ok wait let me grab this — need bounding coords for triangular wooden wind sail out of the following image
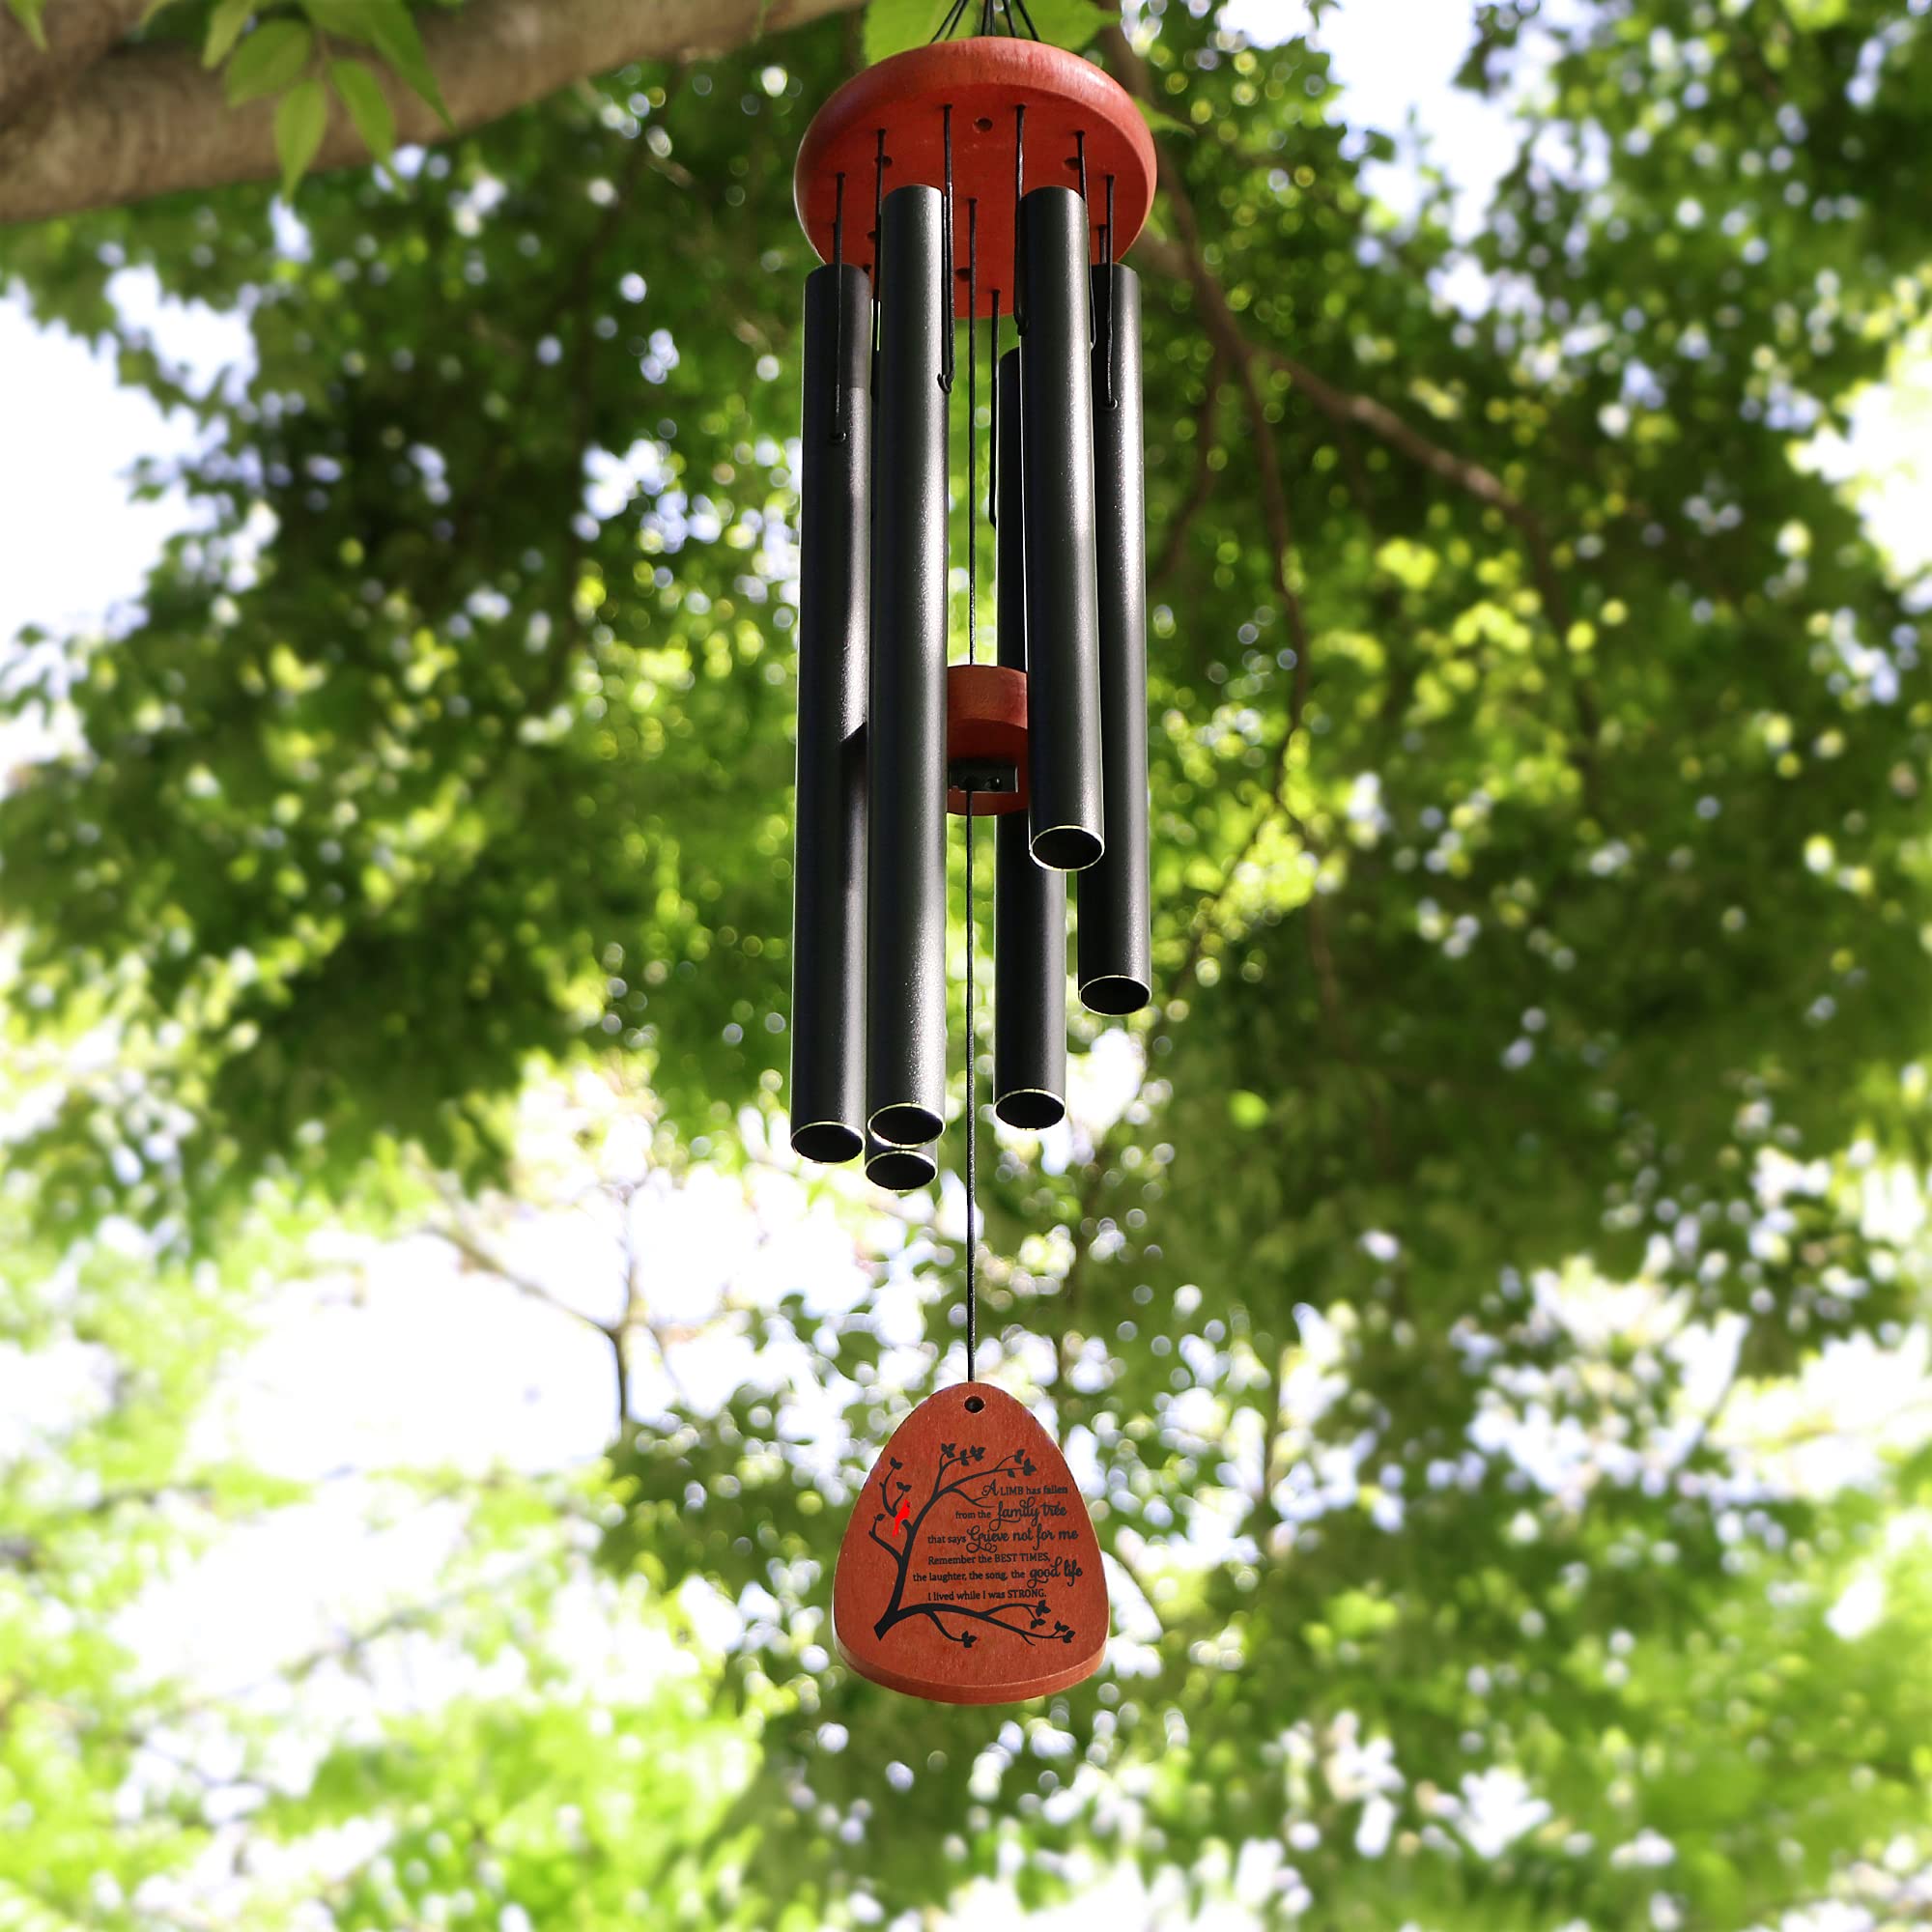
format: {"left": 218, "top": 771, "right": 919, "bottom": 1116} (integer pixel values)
{"left": 833, "top": 1382, "right": 1107, "bottom": 1705}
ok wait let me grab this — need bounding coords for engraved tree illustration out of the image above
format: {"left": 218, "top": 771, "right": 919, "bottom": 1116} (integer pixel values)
{"left": 866, "top": 1440, "right": 1082, "bottom": 1648}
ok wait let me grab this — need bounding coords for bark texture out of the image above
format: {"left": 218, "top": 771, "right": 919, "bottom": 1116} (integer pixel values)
{"left": 0, "top": 0, "right": 150, "bottom": 155}
{"left": 0, "top": 0, "right": 867, "bottom": 228}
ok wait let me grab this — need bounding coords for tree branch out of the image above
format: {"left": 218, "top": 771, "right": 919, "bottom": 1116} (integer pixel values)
{"left": 1150, "top": 342, "right": 1226, "bottom": 593}
{"left": 432, "top": 1223, "right": 618, "bottom": 1345}
{"left": 1265, "top": 327, "right": 1607, "bottom": 788}
{"left": 1108, "top": 37, "right": 1312, "bottom": 721}
{"left": 888, "top": 1602, "right": 1064, "bottom": 1646}
{"left": 1141, "top": 218, "right": 1594, "bottom": 627}
{"left": 1119, "top": 99, "right": 1604, "bottom": 809}
{"left": 0, "top": 0, "right": 148, "bottom": 141}
{"left": 0, "top": 0, "right": 867, "bottom": 228}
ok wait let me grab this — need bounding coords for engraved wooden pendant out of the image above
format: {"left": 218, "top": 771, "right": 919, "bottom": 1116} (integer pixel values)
{"left": 834, "top": 1381, "right": 1107, "bottom": 1704}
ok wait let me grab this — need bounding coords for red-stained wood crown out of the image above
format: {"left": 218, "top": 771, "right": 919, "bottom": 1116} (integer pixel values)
{"left": 833, "top": 1381, "right": 1108, "bottom": 1704}
{"left": 794, "top": 40, "right": 1156, "bottom": 320}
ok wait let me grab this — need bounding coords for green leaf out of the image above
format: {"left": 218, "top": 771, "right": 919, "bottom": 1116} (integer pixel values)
{"left": 364, "top": 0, "right": 448, "bottom": 126}
{"left": 329, "top": 56, "right": 394, "bottom": 163}
{"left": 1228, "top": 1090, "right": 1269, "bottom": 1129}
{"left": 1135, "top": 96, "right": 1194, "bottom": 139}
{"left": 202, "top": 0, "right": 253, "bottom": 63}
{"left": 4, "top": 0, "right": 48, "bottom": 50}
{"left": 225, "top": 18, "right": 313, "bottom": 103}
{"left": 302, "top": 0, "right": 384, "bottom": 45}
{"left": 275, "top": 75, "right": 328, "bottom": 197}
{"left": 863, "top": 0, "right": 1104, "bottom": 63}
{"left": 1013, "top": 0, "right": 1106, "bottom": 50}
{"left": 861, "top": 0, "right": 949, "bottom": 64}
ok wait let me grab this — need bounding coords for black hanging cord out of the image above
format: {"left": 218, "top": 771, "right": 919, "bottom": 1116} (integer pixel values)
{"left": 967, "top": 204, "right": 983, "bottom": 1381}
{"left": 940, "top": 106, "right": 955, "bottom": 393}
{"left": 871, "top": 130, "right": 886, "bottom": 352}
{"left": 831, "top": 172, "right": 848, "bottom": 444}
{"left": 987, "top": 286, "right": 1001, "bottom": 527}
{"left": 1101, "top": 173, "right": 1118, "bottom": 410}
{"left": 1012, "top": 103, "right": 1026, "bottom": 330}
{"left": 964, "top": 794, "right": 978, "bottom": 1382}
{"left": 933, "top": 0, "right": 1039, "bottom": 38}
{"left": 1076, "top": 128, "right": 1089, "bottom": 218}
{"left": 932, "top": 0, "right": 974, "bottom": 40}
{"left": 966, "top": 200, "right": 979, "bottom": 664}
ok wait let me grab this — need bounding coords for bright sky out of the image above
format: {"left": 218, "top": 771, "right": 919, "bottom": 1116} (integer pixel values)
{"left": 4, "top": 6, "right": 1930, "bottom": 1926}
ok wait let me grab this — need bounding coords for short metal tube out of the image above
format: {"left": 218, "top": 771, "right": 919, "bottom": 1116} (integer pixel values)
{"left": 867, "top": 185, "right": 950, "bottom": 1148}
{"left": 993, "top": 347, "right": 1066, "bottom": 1130}
{"left": 1017, "top": 185, "right": 1105, "bottom": 873}
{"left": 866, "top": 1130, "right": 937, "bottom": 1192}
{"left": 790, "top": 264, "right": 873, "bottom": 1161}
{"left": 1078, "top": 263, "right": 1152, "bottom": 1015}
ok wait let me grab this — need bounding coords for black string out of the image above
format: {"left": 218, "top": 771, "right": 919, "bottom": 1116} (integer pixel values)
{"left": 1076, "top": 130, "right": 1094, "bottom": 355}
{"left": 1101, "top": 173, "right": 1117, "bottom": 410}
{"left": 964, "top": 792, "right": 977, "bottom": 1383}
{"left": 1012, "top": 103, "right": 1026, "bottom": 331}
{"left": 931, "top": 0, "right": 1037, "bottom": 38}
{"left": 831, "top": 173, "right": 847, "bottom": 445}
{"left": 871, "top": 130, "right": 886, "bottom": 353}
{"left": 964, "top": 192, "right": 981, "bottom": 1383}
{"left": 940, "top": 106, "right": 955, "bottom": 393}
{"left": 987, "top": 286, "right": 1001, "bottom": 528}
{"left": 967, "top": 200, "right": 979, "bottom": 665}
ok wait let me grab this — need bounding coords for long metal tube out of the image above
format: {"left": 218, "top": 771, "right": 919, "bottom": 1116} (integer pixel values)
{"left": 1017, "top": 185, "right": 1105, "bottom": 873}
{"left": 866, "top": 1130, "right": 937, "bottom": 1192}
{"left": 993, "top": 347, "right": 1066, "bottom": 1129}
{"left": 789, "top": 264, "right": 873, "bottom": 1161}
{"left": 866, "top": 185, "right": 950, "bottom": 1148}
{"left": 1078, "top": 262, "right": 1152, "bottom": 1014}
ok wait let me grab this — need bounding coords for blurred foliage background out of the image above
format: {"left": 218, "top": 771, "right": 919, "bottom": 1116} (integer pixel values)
{"left": 5, "top": 0, "right": 1932, "bottom": 1925}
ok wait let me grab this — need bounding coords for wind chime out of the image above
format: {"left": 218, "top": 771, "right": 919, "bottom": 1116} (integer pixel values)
{"left": 786, "top": 5, "right": 1154, "bottom": 1703}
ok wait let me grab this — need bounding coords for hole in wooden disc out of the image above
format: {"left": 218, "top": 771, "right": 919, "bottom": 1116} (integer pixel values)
{"left": 964, "top": 1394, "right": 985, "bottom": 1412}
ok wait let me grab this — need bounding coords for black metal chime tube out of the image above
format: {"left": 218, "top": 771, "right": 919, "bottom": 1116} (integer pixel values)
{"left": 866, "top": 1129, "right": 937, "bottom": 1192}
{"left": 1017, "top": 186, "right": 1105, "bottom": 873}
{"left": 867, "top": 185, "right": 950, "bottom": 1148}
{"left": 1078, "top": 261, "right": 1152, "bottom": 1014}
{"left": 993, "top": 347, "right": 1067, "bottom": 1128}
{"left": 789, "top": 264, "right": 873, "bottom": 1161}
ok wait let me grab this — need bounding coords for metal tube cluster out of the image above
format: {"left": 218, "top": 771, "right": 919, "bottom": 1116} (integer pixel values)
{"left": 790, "top": 163, "right": 1151, "bottom": 1189}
